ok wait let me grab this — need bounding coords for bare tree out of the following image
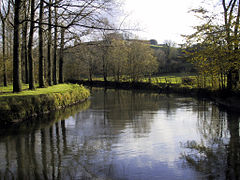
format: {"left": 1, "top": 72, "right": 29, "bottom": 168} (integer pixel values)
{"left": 0, "top": 0, "right": 10, "bottom": 86}
{"left": 39, "top": 0, "right": 45, "bottom": 87}
{"left": 13, "top": 0, "right": 22, "bottom": 92}
{"left": 47, "top": 0, "right": 53, "bottom": 86}
{"left": 53, "top": 0, "right": 58, "bottom": 85}
{"left": 28, "top": 0, "right": 36, "bottom": 90}
{"left": 21, "top": 0, "right": 30, "bottom": 84}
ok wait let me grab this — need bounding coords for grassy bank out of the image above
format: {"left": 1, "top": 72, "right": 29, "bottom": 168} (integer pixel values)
{"left": 83, "top": 73, "right": 227, "bottom": 90}
{"left": 69, "top": 79, "right": 240, "bottom": 111}
{"left": 0, "top": 84, "right": 90, "bottom": 125}
{"left": 84, "top": 74, "right": 197, "bottom": 88}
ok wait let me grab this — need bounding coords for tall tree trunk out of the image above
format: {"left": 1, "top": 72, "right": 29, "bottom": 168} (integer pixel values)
{"left": 38, "top": 0, "right": 45, "bottom": 88}
{"left": 13, "top": 0, "right": 22, "bottom": 92}
{"left": 47, "top": 0, "right": 52, "bottom": 86}
{"left": 53, "top": 1, "right": 58, "bottom": 85}
{"left": 59, "top": 27, "right": 65, "bottom": 84}
{"left": 28, "top": 0, "right": 35, "bottom": 90}
{"left": 0, "top": 0, "right": 10, "bottom": 86}
{"left": 2, "top": 21, "right": 7, "bottom": 86}
{"left": 21, "top": 21, "right": 28, "bottom": 84}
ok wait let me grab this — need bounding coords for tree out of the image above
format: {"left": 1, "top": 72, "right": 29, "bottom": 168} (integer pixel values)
{"left": 47, "top": 0, "right": 52, "bottom": 86}
{"left": 38, "top": 0, "right": 45, "bottom": 88}
{"left": 185, "top": 1, "right": 240, "bottom": 90}
{"left": 57, "top": 0, "right": 116, "bottom": 83}
{"left": 13, "top": 0, "right": 22, "bottom": 92}
{"left": 53, "top": 0, "right": 58, "bottom": 85}
{"left": 59, "top": 27, "right": 65, "bottom": 83}
{"left": 127, "top": 41, "right": 158, "bottom": 82}
{"left": 222, "top": 0, "right": 240, "bottom": 90}
{"left": 108, "top": 39, "right": 128, "bottom": 81}
{"left": 0, "top": 0, "right": 10, "bottom": 86}
{"left": 21, "top": 0, "right": 30, "bottom": 84}
{"left": 28, "top": 0, "right": 36, "bottom": 90}
{"left": 3, "top": 0, "right": 119, "bottom": 90}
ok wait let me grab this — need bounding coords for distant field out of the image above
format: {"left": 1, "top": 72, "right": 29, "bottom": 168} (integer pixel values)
{"left": 84, "top": 73, "right": 198, "bottom": 87}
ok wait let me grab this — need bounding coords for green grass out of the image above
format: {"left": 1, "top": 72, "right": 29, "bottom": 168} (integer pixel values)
{"left": 0, "top": 84, "right": 90, "bottom": 124}
{"left": 0, "top": 84, "right": 82, "bottom": 97}
{"left": 83, "top": 73, "right": 228, "bottom": 90}
{"left": 0, "top": 84, "right": 29, "bottom": 94}
{"left": 85, "top": 73, "right": 197, "bottom": 86}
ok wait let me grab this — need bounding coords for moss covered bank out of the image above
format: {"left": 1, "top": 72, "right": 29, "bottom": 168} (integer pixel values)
{"left": 0, "top": 84, "right": 90, "bottom": 125}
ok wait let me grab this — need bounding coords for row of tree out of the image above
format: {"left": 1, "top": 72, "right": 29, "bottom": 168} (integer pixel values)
{"left": 185, "top": 0, "right": 240, "bottom": 90}
{"left": 64, "top": 33, "right": 159, "bottom": 82}
{"left": 0, "top": 0, "right": 115, "bottom": 92}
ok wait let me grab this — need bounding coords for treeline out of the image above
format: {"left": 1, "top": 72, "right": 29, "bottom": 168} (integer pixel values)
{"left": 64, "top": 35, "right": 193, "bottom": 82}
{"left": 0, "top": 0, "right": 115, "bottom": 92}
{"left": 185, "top": 0, "right": 240, "bottom": 90}
{"left": 152, "top": 40, "right": 194, "bottom": 74}
{"left": 65, "top": 34, "right": 159, "bottom": 82}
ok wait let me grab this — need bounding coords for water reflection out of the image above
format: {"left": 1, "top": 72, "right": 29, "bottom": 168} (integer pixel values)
{"left": 0, "top": 89, "right": 240, "bottom": 179}
{"left": 0, "top": 100, "right": 90, "bottom": 180}
{"left": 181, "top": 101, "right": 240, "bottom": 179}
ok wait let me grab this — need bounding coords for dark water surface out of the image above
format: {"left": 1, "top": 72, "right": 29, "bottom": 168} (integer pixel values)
{"left": 0, "top": 89, "right": 240, "bottom": 180}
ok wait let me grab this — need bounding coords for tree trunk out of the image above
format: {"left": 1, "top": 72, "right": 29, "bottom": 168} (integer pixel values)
{"left": 21, "top": 21, "right": 28, "bottom": 84}
{"left": 28, "top": 0, "right": 35, "bottom": 90}
{"left": 59, "top": 27, "right": 65, "bottom": 83}
{"left": 89, "top": 68, "right": 92, "bottom": 82}
{"left": 53, "top": 1, "right": 58, "bottom": 85}
{"left": 13, "top": 0, "right": 22, "bottom": 92}
{"left": 38, "top": 0, "right": 45, "bottom": 88}
{"left": 47, "top": 0, "right": 52, "bottom": 86}
{"left": 102, "top": 57, "right": 107, "bottom": 82}
{"left": 2, "top": 21, "right": 7, "bottom": 86}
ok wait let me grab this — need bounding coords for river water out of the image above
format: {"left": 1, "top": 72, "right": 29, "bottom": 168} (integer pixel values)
{"left": 0, "top": 89, "right": 240, "bottom": 180}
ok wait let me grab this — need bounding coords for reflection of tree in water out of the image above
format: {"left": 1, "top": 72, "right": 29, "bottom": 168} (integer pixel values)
{"left": 0, "top": 100, "right": 91, "bottom": 179}
{"left": 92, "top": 89, "right": 193, "bottom": 136}
{"left": 181, "top": 101, "right": 240, "bottom": 179}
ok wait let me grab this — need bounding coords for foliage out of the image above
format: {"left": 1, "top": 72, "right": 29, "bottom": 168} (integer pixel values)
{"left": 184, "top": 1, "right": 240, "bottom": 90}
{"left": 65, "top": 36, "right": 159, "bottom": 82}
{"left": 108, "top": 39, "right": 128, "bottom": 81}
{"left": 126, "top": 41, "right": 158, "bottom": 82}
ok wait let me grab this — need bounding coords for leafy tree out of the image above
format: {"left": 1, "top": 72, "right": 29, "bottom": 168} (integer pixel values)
{"left": 127, "top": 41, "right": 158, "bottom": 82}
{"left": 108, "top": 39, "right": 128, "bottom": 81}
{"left": 185, "top": 1, "right": 240, "bottom": 90}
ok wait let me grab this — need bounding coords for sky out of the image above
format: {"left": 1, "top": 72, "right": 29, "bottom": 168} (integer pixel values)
{"left": 121, "top": 0, "right": 217, "bottom": 44}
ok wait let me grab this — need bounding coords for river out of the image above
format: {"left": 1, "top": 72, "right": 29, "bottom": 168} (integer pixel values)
{"left": 0, "top": 89, "right": 239, "bottom": 179}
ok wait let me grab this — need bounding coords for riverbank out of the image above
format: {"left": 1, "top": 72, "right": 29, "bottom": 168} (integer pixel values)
{"left": 0, "top": 84, "right": 90, "bottom": 125}
{"left": 69, "top": 80, "right": 240, "bottom": 111}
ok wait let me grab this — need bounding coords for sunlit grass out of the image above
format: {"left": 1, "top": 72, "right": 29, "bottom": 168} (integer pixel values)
{"left": 0, "top": 84, "right": 82, "bottom": 97}
{"left": 85, "top": 73, "right": 197, "bottom": 85}
{"left": 82, "top": 73, "right": 228, "bottom": 89}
